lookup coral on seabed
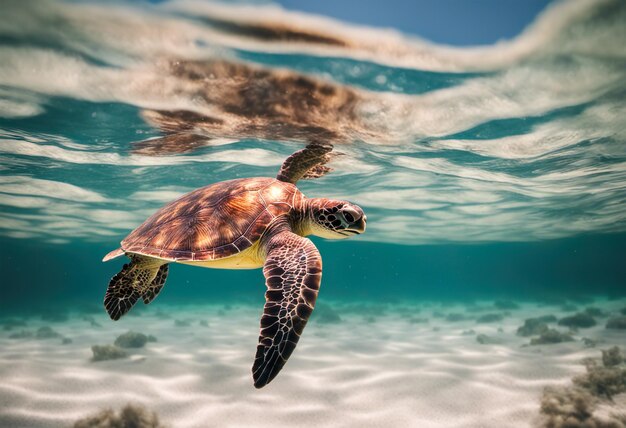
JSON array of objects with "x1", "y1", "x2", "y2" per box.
[
  {"x1": 602, "y1": 347, "x2": 623, "y2": 367},
  {"x1": 540, "y1": 386, "x2": 597, "y2": 427},
  {"x1": 446, "y1": 313, "x2": 468, "y2": 322},
  {"x1": 464, "y1": 305, "x2": 492, "y2": 313},
  {"x1": 574, "y1": 361, "x2": 626, "y2": 399},
  {"x1": 519, "y1": 321, "x2": 549, "y2": 337},
  {"x1": 83, "y1": 316, "x2": 102, "y2": 328},
  {"x1": 8, "y1": 330, "x2": 33, "y2": 339},
  {"x1": 517, "y1": 315, "x2": 557, "y2": 337},
  {"x1": 529, "y1": 329, "x2": 574, "y2": 345},
  {"x1": 476, "y1": 334, "x2": 501, "y2": 345},
  {"x1": 476, "y1": 313, "x2": 504, "y2": 323},
  {"x1": 91, "y1": 345, "x2": 128, "y2": 362},
  {"x1": 114, "y1": 331, "x2": 149, "y2": 348},
  {"x1": 606, "y1": 316, "x2": 626, "y2": 330},
  {"x1": 584, "y1": 307, "x2": 606, "y2": 318},
  {"x1": 558, "y1": 313, "x2": 597, "y2": 329},
  {"x1": 174, "y1": 319, "x2": 191, "y2": 327},
  {"x1": 73, "y1": 403, "x2": 165, "y2": 428},
  {"x1": 539, "y1": 347, "x2": 626, "y2": 427},
  {"x1": 581, "y1": 338, "x2": 597, "y2": 348},
  {"x1": 36, "y1": 326, "x2": 61, "y2": 339}
]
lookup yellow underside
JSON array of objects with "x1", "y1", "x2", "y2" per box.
[{"x1": 179, "y1": 242, "x2": 264, "y2": 270}]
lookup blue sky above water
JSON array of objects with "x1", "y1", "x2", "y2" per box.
[{"x1": 275, "y1": 0, "x2": 554, "y2": 45}]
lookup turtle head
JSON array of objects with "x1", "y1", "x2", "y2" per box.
[{"x1": 306, "y1": 199, "x2": 367, "y2": 239}]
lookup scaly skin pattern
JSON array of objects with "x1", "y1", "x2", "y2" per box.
[
  {"x1": 252, "y1": 228, "x2": 322, "y2": 388},
  {"x1": 104, "y1": 255, "x2": 167, "y2": 320}
]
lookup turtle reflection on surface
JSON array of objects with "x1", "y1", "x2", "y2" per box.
[{"x1": 132, "y1": 60, "x2": 379, "y2": 156}]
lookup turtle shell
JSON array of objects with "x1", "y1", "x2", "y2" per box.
[{"x1": 121, "y1": 177, "x2": 302, "y2": 261}]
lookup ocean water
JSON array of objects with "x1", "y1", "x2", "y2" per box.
[{"x1": 1, "y1": 1, "x2": 626, "y2": 427}]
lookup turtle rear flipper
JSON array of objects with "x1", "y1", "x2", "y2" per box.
[
  {"x1": 104, "y1": 257, "x2": 169, "y2": 320},
  {"x1": 142, "y1": 264, "x2": 168, "y2": 305}
]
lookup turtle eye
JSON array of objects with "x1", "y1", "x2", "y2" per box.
[{"x1": 344, "y1": 212, "x2": 355, "y2": 223}]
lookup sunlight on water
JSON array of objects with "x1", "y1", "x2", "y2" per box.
[
  {"x1": 0, "y1": 0, "x2": 625, "y2": 245},
  {"x1": 0, "y1": 1, "x2": 625, "y2": 427}
]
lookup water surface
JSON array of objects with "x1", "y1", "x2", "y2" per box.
[{"x1": 0, "y1": 1, "x2": 625, "y2": 427}]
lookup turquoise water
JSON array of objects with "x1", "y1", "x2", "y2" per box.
[{"x1": 0, "y1": 1, "x2": 625, "y2": 426}]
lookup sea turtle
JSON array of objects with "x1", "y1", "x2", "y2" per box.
[{"x1": 102, "y1": 143, "x2": 366, "y2": 388}]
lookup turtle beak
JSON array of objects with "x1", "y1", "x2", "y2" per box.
[
  {"x1": 346, "y1": 214, "x2": 366, "y2": 235},
  {"x1": 357, "y1": 215, "x2": 367, "y2": 233}
]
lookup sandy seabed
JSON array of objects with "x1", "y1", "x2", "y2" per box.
[{"x1": 0, "y1": 299, "x2": 625, "y2": 428}]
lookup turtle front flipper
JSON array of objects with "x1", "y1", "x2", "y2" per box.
[
  {"x1": 276, "y1": 142, "x2": 334, "y2": 184},
  {"x1": 104, "y1": 256, "x2": 169, "y2": 320},
  {"x1": 252, "y1": 231, "x2": 322, "y2": 388}
]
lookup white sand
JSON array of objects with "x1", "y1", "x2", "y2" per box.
[{"x1": 0, "y1": 300, "x2": 625, "y2": 428}]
